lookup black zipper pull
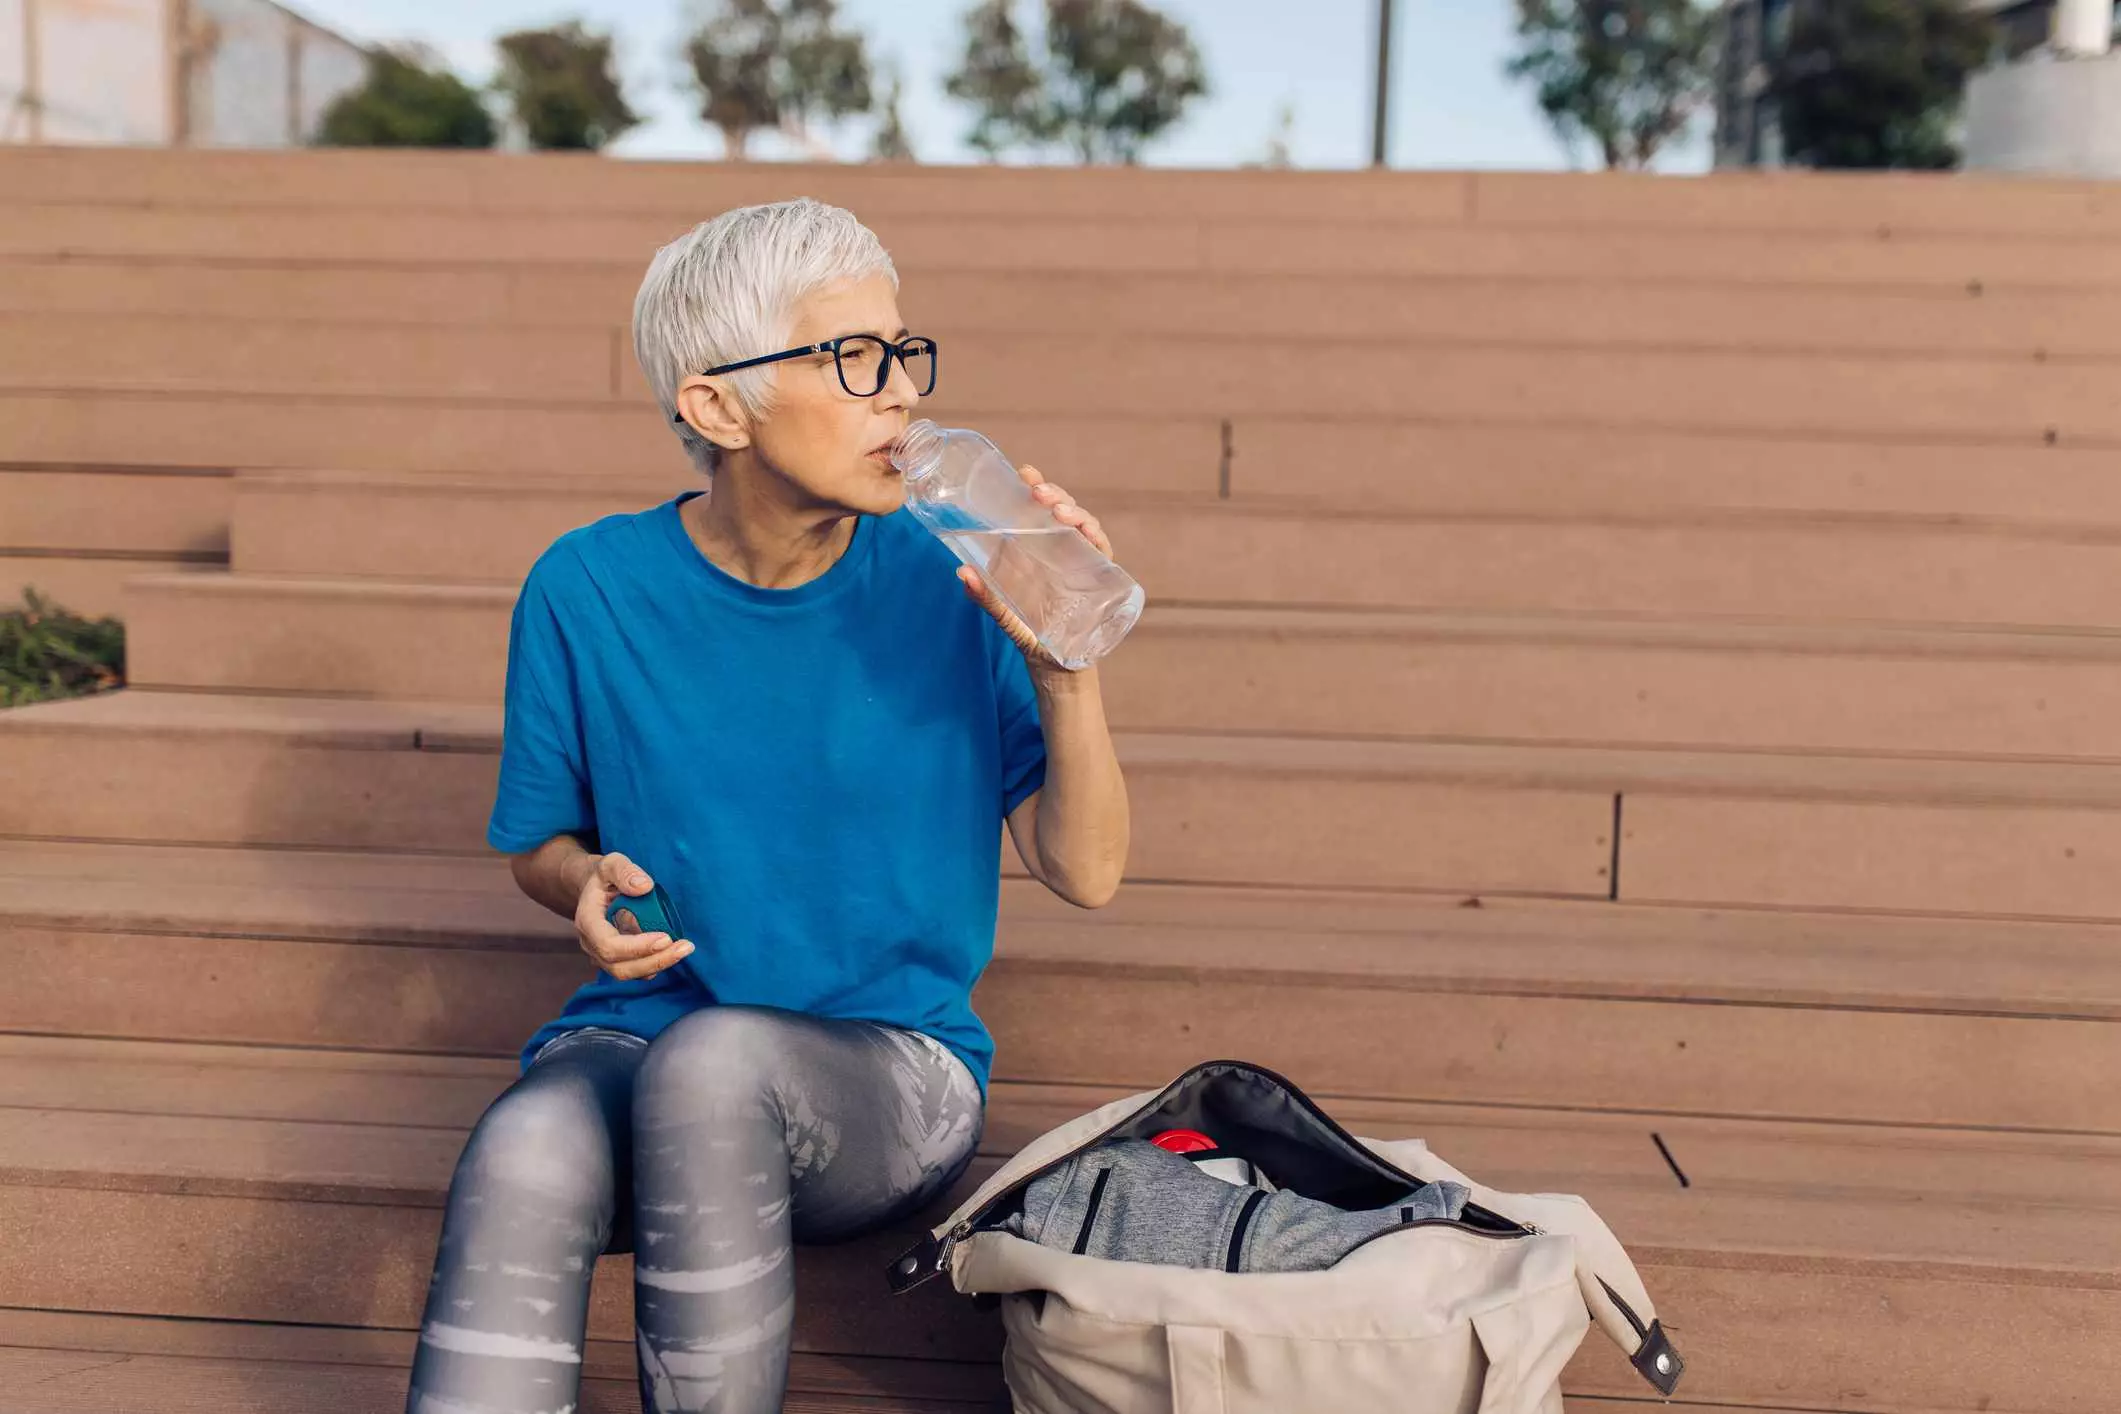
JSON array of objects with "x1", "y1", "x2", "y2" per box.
[{"x1": 886, "y1": 1222, "x2": 969, "y2": 1294}]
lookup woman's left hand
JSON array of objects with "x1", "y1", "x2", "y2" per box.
[{"x1": 956, "y1": 464, "x2": 1113, "y2": 668}]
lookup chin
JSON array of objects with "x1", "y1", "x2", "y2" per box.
[{"x1": 855, "y1": 472, "x2": 909, "y2": 517}]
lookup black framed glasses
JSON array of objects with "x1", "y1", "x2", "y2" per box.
[{"x1": 702, "y1": 333, "x2": 938, "y2": 398}]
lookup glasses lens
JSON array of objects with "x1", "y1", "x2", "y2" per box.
[
  {"x1": 832, "y1": 335, "x2": 888, "y2": 396},
  {"x1": 900, "y1": 338, "x2": 937, "y2": 395}
]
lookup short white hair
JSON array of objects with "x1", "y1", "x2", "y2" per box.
[{"x1": 632, "y1": 198, "x2": 898, "y2": 477}]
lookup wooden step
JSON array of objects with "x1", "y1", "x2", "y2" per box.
[
  {"x1": 12, "y1": 259, "x2": 2121, "y2": 357},
  {"x1": 10, "y1": 391, "x2": 2117, "y2": 532},
  {"x1": 0, "y1": 390, "x2": 1220, "y2": 492},
  {"x1": 118, "y1": 571, "x2": 2121, "y2": 763},
  {"x1": 0, "y1": 689, "x2": 1617, "y2": 897},
  {"x1": 230, "y1": 431, "x2": 2121, "y2": 552},
  {"x1": 7, "y1": 145, "x2": 2120, "y2": 241},
  {"x1": 192, "y1": 486, "x2": 2121, "y2": 630},
  {"x1": 16, "y1": 689, "x2": 2121, "y2": 919},
  {"x1": 0, "y1": 312, "x2": 620, "y2": 404},
  {"x1": 0, "y1": 1309, "x2": 1005, "y2": 1414},
  {"x1": 1233, "y1": 420, "x2": 2121, "y2": 524},
  {"x1": 0, "y1": 465, "x2": 231, "y2": 557},
  {"x1": 2, "y1": 840, "x2": 2116, "y2": 1133},
  {"x1": 1, "y1": 1035, "x2": 2113, "y2": 1412},
  {"x1": 0, "y1": 146, "x2": 1478, "y2": 224},
  {"x1": 1, "y1": 552, "x2": 220, "y2": 617},
  {"x1": 12, "y1": 202, "x2": 2121, "y2": 292},
  {"x1": 9, "y1": 312, "x2": 2114, "y2": 441}
]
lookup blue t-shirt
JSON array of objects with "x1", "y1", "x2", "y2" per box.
[{"x1": 488, "y1": 491, "x2": 1048, "y2": 1095}]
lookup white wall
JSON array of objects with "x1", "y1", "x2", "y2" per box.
[
  {"x1": 0, "y1": 0, "x2": 169, "y2": 144},
  {"x1": 0, "y1": 0, "x2": 365, "y2": 147},
  {"x1": 1965, "y1": 49, "x2": 2121, "y2": 177},
  {"x1": 186, "y1": 0, "x2": 365, "y2": 147}
]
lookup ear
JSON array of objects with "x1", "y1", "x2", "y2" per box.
[{"x1": 676, "y1": 376, "x2": 752, "y2": 452}]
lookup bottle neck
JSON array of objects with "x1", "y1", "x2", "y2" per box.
[{"x1": 890, "y1": 419, "x2": 946, "y2": 484}]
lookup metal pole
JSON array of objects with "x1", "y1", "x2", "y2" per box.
[
  {"x1": 1371, "y1": 0, "x2": 1395, "y2": 167},
  {"x1": 23, "y1": 0, "x2": 42, "y2": 143}
]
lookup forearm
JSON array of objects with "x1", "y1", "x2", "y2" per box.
[
  {"x1": 1028, "y1": 665, "x2": 1130, "y2": 907},
  {"x1": 511, "y1": 831, "x2": 601, "y2": 920}
]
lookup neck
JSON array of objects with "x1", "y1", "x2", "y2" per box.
[{"x1": 684, "y1": 456, "x2": 855, "y2": 590}]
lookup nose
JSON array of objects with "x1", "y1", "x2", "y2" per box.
[{"x1": 877, "y1": 347, "x2": 921, "y2": 413}]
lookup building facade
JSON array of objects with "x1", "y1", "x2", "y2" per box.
[
  {"x1": 1713, "y1": 0, "x2": 2116, "y2": 174},
  {"x1": 1, "y1": 0, "x2": 367, "y2": 147}
]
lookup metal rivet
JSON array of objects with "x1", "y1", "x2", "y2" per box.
[
  {"x1": 1654, "y1": 1352, "x2": 1674, "y2": 1375},
  {"x1": 893, "y1": 1257, "x2": 918, "y2": 1278}
]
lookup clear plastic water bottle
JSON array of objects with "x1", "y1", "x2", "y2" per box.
[{"x1": 891, "y1": 419, "x2": 1145, "y2": 670}]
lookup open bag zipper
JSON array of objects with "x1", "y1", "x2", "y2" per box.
[{"x1": 887, "y1": 1059, "x2": 1538, "y2": 1295}]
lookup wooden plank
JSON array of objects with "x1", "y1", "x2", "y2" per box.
[
  {"x1": 0, "y1": 467, "x2": 232, "y2": 556},
  {"x1": 0, "y1": 1184, "x2": 1002, "y2": 1364},
  {"x1": 1, "y1": 553, "x2": 219, "y2": 617},
  {"x1": 0, "y1": 694, "x2": 1615, "y2": 893},
  {"x1": 0, "y1": 692, "x2": 498, "y2": 854},
  {"x1": 0, "y1": 1308, "x2": 1005, "y2": 1409},
  {"x1": 1203, "y1": 222, "x2": 2121, "y2": 291},
  {"x1": 1469, "y1": 167, "x2": 2121, "y2": 239},
  {"x1": 0, "y1": 313, "x2": 616, "y2": 402},
  {"x1": 979, "y1": 968, "x2": 2120, "y2": 1132},
  {"x1": 17, "y1": 259, "x2": 2121, "y2": 359},
  {"x1": 1623, "y1": 794, "x2": 2121, "y2": 921},
  {"x1": 13, "y1": 202, "x2": 2121, "y2": 291},
  {"x1": 0, "y1": 1306, "x2": 1002, "y2": 1398},
  {"x1": 3, "y1": 1049, "x2": 2117, "y2": 1410},
  {"x1": 12, "y1": 877, "x2": 2121, "y2": 1066},
  {"x1": 1227, "y1": 420, "x2": 2121, "y2": 526},
  {"x1": 0, "y1": 391, "x2": 1218, "y2": 494},
  {"x1": 123, "y1": 575, "x2": 2121, "y2": 761},
  {"x1": 10, "y1": 842, "x2": 2121, "y2": 1027},
  {"x1": 0, "y1": 146, "x2": 1477, "y2": 224},
  {"x1": 1109, "y1": 504, "x2": 2121, "y2": 629},
  {"x1": 12, "y1": 314, "x2": 2112, "y2": 440}
]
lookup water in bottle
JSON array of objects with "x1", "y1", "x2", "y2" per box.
[{"x1": 891, "y1": 419, "x2": 1145, "y2": 670}]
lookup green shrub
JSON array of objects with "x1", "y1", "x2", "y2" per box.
[{"x1": 2, "y1": 588, "x2": 125, "y2": 708}]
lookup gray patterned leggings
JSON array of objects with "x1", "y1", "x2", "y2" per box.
[{"x1": 403, "y1": 1004, "x2": 985, "y2": 1414}]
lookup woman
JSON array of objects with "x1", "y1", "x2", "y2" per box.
[{"x1": 404, "y1": 198, "x2": 1130, "y2": 1414}]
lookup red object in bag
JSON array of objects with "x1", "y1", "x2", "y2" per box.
[{"x1": 1151, "y1": 1128, "x2": 1219, "y2": 1155}]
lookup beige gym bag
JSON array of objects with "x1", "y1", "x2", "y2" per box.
[{"x1": 889, "y1": 1061, "x2": 1683, "y2": 1414}]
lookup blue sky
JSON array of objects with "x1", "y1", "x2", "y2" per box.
[{"x1": 289, "y1": 0, "x2": 1711, "y2": 172}]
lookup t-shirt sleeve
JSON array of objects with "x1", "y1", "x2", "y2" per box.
[
  {"x1": 486, "y1": 563, "x2": 599, "y2": 855},
  {"x1": 992, "y1": 622, "x2": 1049, "y2": 817}
]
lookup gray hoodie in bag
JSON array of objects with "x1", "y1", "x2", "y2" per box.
[{"x1": 1006, "y1": 1138, "x2": 1472, "y2": 1274}]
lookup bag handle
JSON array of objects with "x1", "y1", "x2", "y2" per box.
[
  {"x1": 1165, "y1": 1324, "x2": 1228, "y2": 1414},
  {"x1": 1368, "y1": 1139, "x2": 1684, "y2": 1398}
]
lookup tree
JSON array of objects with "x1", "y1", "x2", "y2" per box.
[
  {"x1": 871, "y1": 73, "x2": 917, "y2": 162},
  {"x1": 316, "y1": 46, "x2": 496, "y2": 148},
  {"x1": 946, "y1": 0, "x2": 1047, "y2": 159},
  {"x1": 683, "y1": 0, "x2": 875, "y2": 160},
  {"x1": 1504, "y1": 0, "x2": 1717, "y2": 169},
  {"x1": 1769, "y1": 0, "x2": 1995, "y2": 170},
  {"x1": 493, "y1": 21, "x2": 640, "y2": 151},
  {"x1": 945, "y1": 0, "x2": 1208, "y2": 164}
]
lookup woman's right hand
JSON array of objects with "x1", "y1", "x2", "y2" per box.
[{"x1": 573, "y1": 851, "x2": 695, "y2": 980}]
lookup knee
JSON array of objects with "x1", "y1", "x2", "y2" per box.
[
  {"x1": 636, "y1": 1006, "x2": 788, "y2": 1119},
  {"x1": 458, "y1": 1082, "x2": 616, "y2": 1217}
]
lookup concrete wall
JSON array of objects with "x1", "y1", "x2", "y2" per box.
[
  {"x1": 1965, "y1": 49, "x2": 2121, "y2": 177},
  {"x1": 186, "y1": 0, "x2": 366, "y2": 148},
  {"x1": 0, "y1": 0, "x2": 168, "y2": 144},
  {"x1": 0, "y1": 0, "x2": 365, "y2": 147}
]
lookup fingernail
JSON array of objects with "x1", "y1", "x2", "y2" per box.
[
  {"x1": 676, "y1": 941, "x2": 695, "y2": 956},
  {"x1": 632, "y1": 874, "x2": 648, "y2": 887}
]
